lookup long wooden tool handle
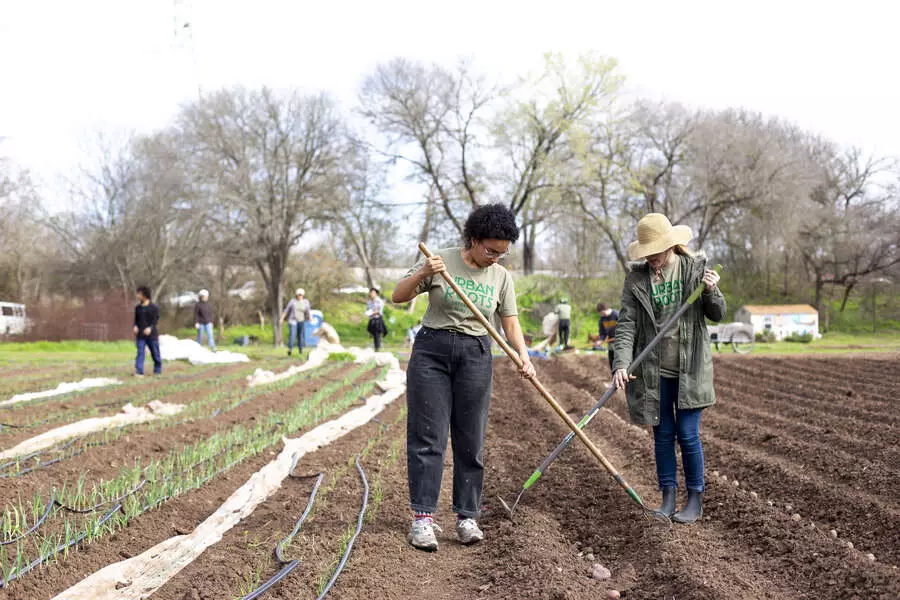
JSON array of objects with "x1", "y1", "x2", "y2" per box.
[{"x1": 417, "y1": 243, "x2": 643, "y2": 505}]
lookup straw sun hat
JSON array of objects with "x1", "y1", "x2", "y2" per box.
[{"x1": 628, "y1": 213, "x2": 693, "y2": 261}]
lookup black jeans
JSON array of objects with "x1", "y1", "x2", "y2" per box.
[
  {"x1": 558, "y1": 319, "x2": 571, "y2": 347},
  {"x1": 406, "y1": 327, "x2": 492, "y2": 518}
]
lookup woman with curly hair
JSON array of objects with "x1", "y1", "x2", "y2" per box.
[{"x1": 392, "y1": 203, "x2": 536, "y2": 552}]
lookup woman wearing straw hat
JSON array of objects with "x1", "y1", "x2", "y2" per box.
[{"x1": 612, "y1": 213, "x2": 725, "y2": 524}]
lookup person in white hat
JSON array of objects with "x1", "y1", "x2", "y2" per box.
[
  {"x1": 612, "y1": 213, "x2": 725, "y2": 525},
  {"x1": 194, "y1": 289, "x2": 216, "y2": 350},
  {"x1": 280, "y1": 287, "x2": 311, "y2": 357}
]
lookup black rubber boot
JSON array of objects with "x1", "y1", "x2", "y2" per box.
[
  {"x1": 655, "y1": 486, "x2": 676, "y2": 518},
  {"x1": 673, "y1": 490, "x2": 703, "y2": 524}
]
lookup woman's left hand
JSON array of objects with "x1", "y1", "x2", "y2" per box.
[
  {"x1": 702, "y1": 269, "x2": 720, "y2": 291},
  {"x1": 518, "y1": 355, "x2": 536, "y2": 380}
]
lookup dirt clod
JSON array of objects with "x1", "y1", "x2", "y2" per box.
[
  {"x1": 791, "y1": 513, "x2": 801, "y2": 522},
  {"x1": 606, "y1": 591, "x2": 621, "y2": 599},
  {"x1": 829, "y1": 529, "x2": 838, "y2": 538},
  {"x1": 590, "y1": 564, "x2": 612, "y2": 581}
]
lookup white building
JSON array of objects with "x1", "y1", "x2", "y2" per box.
[
  {"x1": 0, "y1": 302, "x2": 27, "y2": 336},
  {"x1": 735, "y1": 304, "x2": 820, "y2": 340}
]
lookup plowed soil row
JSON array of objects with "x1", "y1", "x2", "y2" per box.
[
  {"x1": 0, "y1": 362, "x2": 373, "y2": 600},
  {"x1": 0, "y1": 362, "x2": 256, "y2": 446},
  {"x1": 0, "y1": 363, "x2": 135, "y2": 397},
  {"x1": 4, "y1": 353, "x2": 897, "y2": 599},
  {"x1": 327, "y1": 356, "x2": 899, "y2": 600},
  {"x1": 0, "y1": 363, "x2": 358, "y2": 508},
  {"x1": 153, "y1": 389, "x2": 408, "y2": 599},
  {"x1": 546, "y1": 354, "x2": 900, "y2": 566},
  {"x1": 717, "y1": 357, "x2": 896, "y2": 406}
]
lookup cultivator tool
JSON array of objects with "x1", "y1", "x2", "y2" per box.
[
  {"x1": 500, "y1": 264, "x2": 723, "y2": 520},
  {"x1": 418, "y1": 243, "x2": 683, "y2": 523}
]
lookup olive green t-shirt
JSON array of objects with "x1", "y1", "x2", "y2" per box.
[
  {"x1": 651, "y1": 257, "x2": 684, "y2": 377},
  {"x1": 406, "y1": 248, "x2": 518, "y2": 337},
  {"x1": 555, "y1": 303, "x2": 572, "y2": 320}
]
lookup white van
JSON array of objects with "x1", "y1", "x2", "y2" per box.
[{"x1": 0, "y1": 302, "x2": 26, "y2": 336}]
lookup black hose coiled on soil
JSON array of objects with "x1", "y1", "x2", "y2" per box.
[
  {"x1": 316, "y1": 456, "x2": 369, "y2": 600},
  {"x1": 0, "y1": 503, "x2": 121, "y2": 588},
  {"x1": 238, "y1": 472, "x2": 324, "y2": 600}
]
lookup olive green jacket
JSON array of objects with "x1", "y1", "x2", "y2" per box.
[{"x1": 612, "y1": 253, "x2": 726, "y2": 426}]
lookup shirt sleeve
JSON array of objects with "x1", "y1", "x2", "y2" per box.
[
  {"x1": 497, "y1": 270, "x2": 518, "y2": 318},
  {"x1": 404, "y1": 256, "x2": 432, "y2": 296}
]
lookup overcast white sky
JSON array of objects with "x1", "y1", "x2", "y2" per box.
[{"x1": 1, "y1": 0, "x2": 898, "y2": 209}]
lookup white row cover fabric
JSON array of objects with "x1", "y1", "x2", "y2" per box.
[
  {"x1": 158, "y1": 335, "x2": 249, "y2": 365},
  {"x1": 0, "y1": 401, "x2": 185, "y2": 460},
  {"x1": 1, "y1": 377, "x2": 121, "y2": 407},
  {"x1": 51, "y1": 354, "x2": 405, "y2": 600}
]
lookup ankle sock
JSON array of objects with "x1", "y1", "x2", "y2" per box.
[{"x1": 414, "y1": 512, "x2": 433, "y2": 521}]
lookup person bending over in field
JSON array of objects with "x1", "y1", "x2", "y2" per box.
[
  {"x1": 612, "y1": 213, "x2": 725, "y2": 524},
  {"x1": 392, "y1": 203, "x2": 536, "y2": 552},
  {"x1": 133, "y1": 286, "x2": 162, "y2": 377},
  {"x1": 597, "y1": 302, "x2": 619, "y2": 372}
]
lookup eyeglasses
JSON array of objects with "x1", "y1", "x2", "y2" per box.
[{"x1": 481, "y1": 243, "x2": 510, "y2": 259}]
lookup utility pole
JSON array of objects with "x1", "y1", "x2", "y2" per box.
[{"x1": 173, "y1": 0, "x2": 201, "y2": 99}]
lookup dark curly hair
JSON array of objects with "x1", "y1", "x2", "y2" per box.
[{"x1": 462, "y1": 203, "x2": 520, "y2": 249}]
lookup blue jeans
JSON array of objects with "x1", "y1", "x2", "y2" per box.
[
  {"x1": 287, "y1": 322, "x2": 305, "y2": 353},
  {"x1": 653, "y1": 376, "x2": 705, "y2": 492},
  {"x1": 196, "y1": 322, "x2": 216, "y2": 349},
  {"x1": 406, "y1": 327, "x2": 493, "y2": 518},
  {"x1": 136, "y1": 338, "x2": 162, "y2": 375}
]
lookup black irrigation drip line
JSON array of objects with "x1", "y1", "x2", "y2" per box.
[
  {"x1": 316, "y1": 456, "x2": 369, "y2": 600},
  {"x1": 0, "y1": 437, "x2": 82, "y2": 472},
  {"x1": 0, "y1": 480, "x2": 147, "y2": 546},
  {"x1": 238, "y1": 472, "x2": 324, "y2": 600},
  {"x1": 0, "y1": 450, "x2": 86, "y2": 479},
  {"x1": 0, "y1": 503, "x2": 121, "y2": 589}
]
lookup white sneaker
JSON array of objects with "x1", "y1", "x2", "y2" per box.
[
  {"x1": 408, "y1": 518, "x2": 441, "y2": 551},
  {"x1": 455, "y1": 518, "x2": 484, "y2": 545}
]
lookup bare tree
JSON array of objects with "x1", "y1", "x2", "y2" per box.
[
  {"x1": 797, "y1": 145, "x2": 900, "y2": 312},
  {"x1": 327, "y1": 146, "x2": 395, "y2": 289},
  {"x1": 179, "y1": 87, "x2": 343, "y2": 345},
  {"x1": 360, "y1": 58, "x2": 491, "y2": 235},
  {"x1": 48, "y1": 132, "x2": 208, "y2": 303},
  {"x1": 0, "y1": 159, "x2": 47, "y2": 302}
]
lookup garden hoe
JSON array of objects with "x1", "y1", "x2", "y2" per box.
[
  {"x1": 501, "y1": 264, "x2": 723, "y2": 520},
  {"x1": 418, "y1": 243, "x2": 667, "y2": 524}
]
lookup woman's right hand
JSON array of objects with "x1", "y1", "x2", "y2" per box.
[
  {"x1": 613, "y1": 368, "x2": 635, "y2": 390},
  {"x1": 419, "y1": 256, "x2": 446, "y2": 277}
]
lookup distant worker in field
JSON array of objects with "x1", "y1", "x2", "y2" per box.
[
  {"x1": 366, "y1": 287, "x2": 388, "y2": 351},
  {"x1": 597, "y1": 302, "x2": 619, "y2": 371},
  {"x1": 280, "y1": 288, "x2": 311, "y2": 357},
  {"x1": 612, "y1": 213, "x2": 724, "y2": 525},
  {"x1": 133, "y1": 286, "x2": 162, "y2": 377},
  {"x1": 554, "y1": 297, "x2": 572, "y2": 348},
  {"x1": 392, "y1": 203, "x2": 536, "y2": 552},
  {"x1": 194, "y1": 289, "x2": 216, "y2": 350}
]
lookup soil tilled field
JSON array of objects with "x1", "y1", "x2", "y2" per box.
[{"x1": 0, "y1": 353, "x2": 898, "y2": 599}]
